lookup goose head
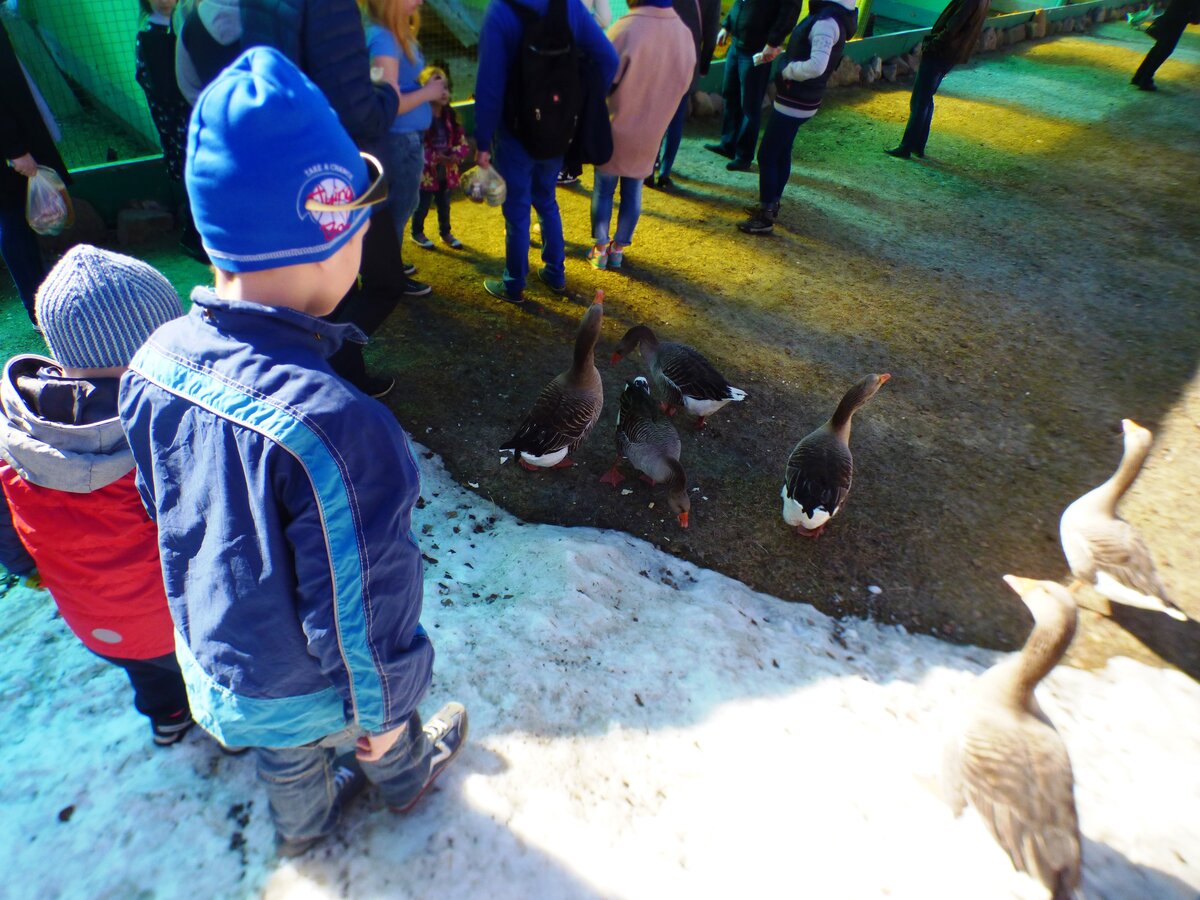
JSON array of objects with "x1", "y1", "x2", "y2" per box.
[{"x1": 611, "y1": 325, "x2": 657, "y2": 365}]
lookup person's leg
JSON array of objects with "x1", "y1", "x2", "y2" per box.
[
  {"x1": 412, "y1": 190, "x2": 434, "y2": 237},
  {"x1": 612, "y1": 176, "x2": 643, "y2": 247},
  {"x1": 0, "y1": 501, "x2": 34, "y2": 577},
  {"x1": 255, "y1": 743, "x2": 342, "y2": 845},
  {"x1": 385, "y1": 131, "x2": 426, "y2": 265},
  {"x1": 435, "y1": 187, "x2": 453, "y2": 238},
  {"x1": 898, "y1": 57, "x2": 946, "y2": 155},
  {"x1": 659, "y1": 94, "x2": 689, "y2": 180},
  {"x1": 913, "y1": 62, "x2": 949, "y2": 155},
  {"x1": 101, "y1": 652, "x2": 192, "y2": 741},
  {"x1": 495, "y1": 133, "x2": 536, "y2": 298},
  {"x1": 530, "y1": 155, "x2": 566, "y2": 286},
  {"x1": 757, "y1": 111, "x2": 803, "y2": 205},
  {"x1": 714, "y1": 47, "x2": 746, "y2": 154},
  {"x1": 0, "y1": 196, "x2": 46, "y2": 323},
  {"x1": 591, "y1": 170, "x2": 618, "y2": 247},
  {"x1": 733, "y1": 53, "x2": 773, "y2": 165},
  {"x1": 1134, "y1": 25, "x2": 1185, "y2": 84},
  {"x1": 361, "y1": 710, "x2": 431, "y2": 809}
]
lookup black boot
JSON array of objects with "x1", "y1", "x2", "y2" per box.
[{"x1": 738, "y1": 202, "x2": 780, "y2": 235}]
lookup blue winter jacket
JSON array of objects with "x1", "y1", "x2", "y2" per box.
[
  {"x1": 473, "y1": 0, "x2": 619, "y2": 153},
  {"x1": 240, "y1": 0, "x2": 398, "y2": 155},
  {"x1": 119, "y1": 290, "x2": 432, "y2": 749}
]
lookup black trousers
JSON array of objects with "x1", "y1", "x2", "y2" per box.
[
  {"x1": 96, "y1": 651, "x2": 190, "y2": 726},
  {"x1": 1133, "y1": 20, "x2": 1188, "y2": 83},
  {"x1": 412, "y1": 187, "x2": 452, "y2": 237}
]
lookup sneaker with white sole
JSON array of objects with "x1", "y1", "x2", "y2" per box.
[
  {"x1": 587, "y1": 244, "x2": 608, "y2": 270},
  {"x1": 412, "y1": 232, "x2": 434, "y2": 249},
  {"x1": 152, "y1": 711, "x2": 195, "y2": 747},
  {"x1": 606, "y1": 242, "x2": 625, "y2": 269},
  {"x1": 391, "y1": 702, "x2": 468, "y2": 813}
]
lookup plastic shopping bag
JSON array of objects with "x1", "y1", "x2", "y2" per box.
[
  {"x1": 26, "y1": 166, "x2": 73, "y2": 236},
  {"x1": 462, "y1": 165, "x2": 506, "y2": 207}
]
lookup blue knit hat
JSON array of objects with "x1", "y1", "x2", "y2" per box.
[
  {"x1": 185, "y1": 47, "x2": 378, "y2": 273},
  {"x1": 35, "y1": 245, "x2": 184, "y2": 369}
]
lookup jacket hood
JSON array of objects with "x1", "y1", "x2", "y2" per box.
[{"x1": 0, "y1": 355, "x2": 134, "y2": 493}]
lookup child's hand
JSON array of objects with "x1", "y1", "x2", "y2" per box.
[
  {"x1": 425, "y1": 76, "x2": 450, "y2": 105},
  {"x1": 355, "y1": 723, "x2": 406, "y2": 762}
]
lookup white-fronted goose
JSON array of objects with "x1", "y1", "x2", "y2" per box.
[
  {"x1": 599, "y1": 376, "x2": 689, "y2": 528},
  {"x1": 501, "y1": 293, "x2": 605, "y2": 470},
  {"x1": 944, "y1": 575, "x2": 1081, "y2": 899},
  {"x1": 780, "y1": 373, "x2": 889, "y2": 537},
  {"x1": 1060, "y1": 419, "x2": 1186, "y2": 621},
  {"x1": 610, "y1": 325, "x2": 745, "y2": 429}
]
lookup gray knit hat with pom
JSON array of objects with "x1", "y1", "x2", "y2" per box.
[{"x1": 34, "y1": 245, "x2": 184, "y2": 369}]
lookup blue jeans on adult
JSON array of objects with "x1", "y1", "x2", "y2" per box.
[
  {"x1": 385, "y1": 130, "x2": 425, "y2": 259},
  {"x1": 495, "y1": 130, "x2": 566, "y2": 298},
  {"x1": 0, "y1": 196, "x2": 46, "y2": 323},
  {"x1": 591, "y1": 171, "x2": 643, "y2": 246},
  {"x1": 657, "y1": 93, "x2": 690, "y2": 179},
  {"x1": 899, "y1": 55, "x2": 953, "y2": 155},
  {"x1": 255, "y1": 711, "x2": 431, "y2": 844},
  {"x1": 756, "y1": 110, "x2": 809, "y2": 205},
  {"x1": 719, "y1": 44, "x2": 773, "y2": 165}
]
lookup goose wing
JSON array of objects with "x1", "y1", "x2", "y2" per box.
[
  {"x1": 503, "y1": 372, "x2": 603, "y2": 457},
  {"x1": 625, "y1": 419, "x2": 681, "y2": 483},
  {"x1": 1071, "y1": 515, "x2": 1167, "y2": 598},
  {"x1": 948, "y1": 714, "x2": 1081, "y2": 895},
  {"x1": 656, "y1": 343, "x2": 735, "y2": 403},
  {"x1": 784, "y1": 433, "x2": 852, "y2": 519}
]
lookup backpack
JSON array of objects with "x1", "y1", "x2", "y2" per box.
[{"x1": 503, "y1": 0, "x2": 583, "y2": 160}]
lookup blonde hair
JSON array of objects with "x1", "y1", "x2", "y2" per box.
[
  {"x1": 359, "y1": 0, "x2": 421, "y2": 65},
  {"x1": 419, "y1": 65, "x2": 447, "y2": 87}
]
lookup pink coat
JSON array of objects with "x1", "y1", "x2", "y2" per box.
[{"x1": 600, "y1": 7, "x2": 696, "y2": 179}]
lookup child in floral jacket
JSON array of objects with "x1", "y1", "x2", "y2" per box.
[{"x1": 411, "y1": 66, "x2": 469, "y2": 250}]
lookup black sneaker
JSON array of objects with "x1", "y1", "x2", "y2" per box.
[
  {"x1": 884, "y1": 145, "x2": 912, "y2": 159},
  {"x1": 703, "y1": 142, "x2": 734, "y2": 159},
  {"x1": 401, "y1": 277, "x2": 431, "y2": 297},
  {"x1": 726, "y1": 158, "x2": 752, "y2": 172},
  {"x1": 657, "y1": 174, "x2": 675, "y2": 189},
  {"x1": 391, "y1": 702, "x2": 468, "y2": 814},
  {"x1": 556, "y1": 171, "x2": 579, "y2": 186},
  {"x1": 152, "y1": 712, "x2": 196, "y2": 747},
  {"x1": 484, "y1": 277, "x2": 524, "y2": 305},
  {"x1": 411, "y1": 232, "x2": 434, "y2": 249},
  {"x1": 402, "y1": 261, "x2": 417, "y2": 276},
  {"x1": 276, "y1": 754, "x2": 367, "y2": 858}
]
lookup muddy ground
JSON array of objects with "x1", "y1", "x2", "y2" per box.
[{"x1": 4, "y1": 21, "x2": 1196, "y2": 675}]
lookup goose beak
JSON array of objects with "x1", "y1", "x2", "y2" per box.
[
  {"x1": 594, "y1": 289, "x2": 605, "y2": 305},
  {"x1": 1002, "y1": 574, "x2": 1038, "y2": 596},
  {"x1": 610, "y1": 353, "x2": 622, "y2": 364},
  {"x1": 678, "y1": 511, "x2": 689, "y2": 529},
  {"x1": 878, "y1": 373, "x2": 892, "y2": 385}
]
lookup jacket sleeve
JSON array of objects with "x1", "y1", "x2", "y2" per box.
[
  {"x1": 767, "y1": 0, "x2": 804, "y2": 48},
  {"x1": 450, "y1": 118, "x2": 470, "y2": 161},
  {"x1": 780, "y1": 18, "x2": 837, "y2": 79},
  {"x1": 278, "y1": 409, "x2": 433, "y2": 735},
  {"x1": 574, "y1": 0, "x2": 619, "y2": 88},
  {"x1": 298, "y1": 0, "x2": 398, "y2": 147},
  {"x1": 699, "y1": 0, "x2": 722, "y2": 74},
  {"x1": 472, "y1": 0, "x2": 521, "y2": 153}
]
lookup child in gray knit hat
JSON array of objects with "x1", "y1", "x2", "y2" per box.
[{"x1": 0, "y1": 244, "x2": 196, "y2": 748}]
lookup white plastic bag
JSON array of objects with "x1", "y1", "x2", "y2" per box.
[
  {"x1": 462, "y1": 165, "x2": 507, "y2": 207},
  {"x1": 26, "y1": 166, "x2": 72, "y2": 236}
]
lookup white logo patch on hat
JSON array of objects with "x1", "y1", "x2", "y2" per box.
[{"x1": 298, "y1": 164, "x2": 358, "y2": 241}]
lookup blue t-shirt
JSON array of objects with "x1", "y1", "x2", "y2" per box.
[{"x1": 365, "y1": 23, "x2": 430, "y2": 134}]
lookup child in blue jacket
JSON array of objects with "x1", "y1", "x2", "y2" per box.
[{"x1": 119, "y1": 47, "x2": 467, "y2": 858}]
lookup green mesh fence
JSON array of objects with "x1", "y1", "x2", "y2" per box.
[{"x1": 3, "y1": 0, "x2": 641, "y2": 175}]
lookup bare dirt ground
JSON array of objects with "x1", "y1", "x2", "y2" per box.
[
  {"x1": 5, "y1": 21, "x2": 1194, "y2": 676},
  {"x1": 361, "y1": 21, "x2": 1200, "y2": 676}
]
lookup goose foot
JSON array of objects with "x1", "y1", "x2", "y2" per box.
[
  {"x1": 659, "y1": 402, "x2": 678, "y2": 417},
  {"x1": 795, "y1": 524, "x2": 826, "y2": 539},
  {"x1": 550, "y1": 457, "x2": 575, "y2": 469},
  {"x1": 599, "y1": 465, "x2": 625, "y2": 486}
]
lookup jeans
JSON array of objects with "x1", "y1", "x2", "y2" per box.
[
  {"x1": 591, "y1": 171, "x2": 643, "y2": 246},
  {"x1": 96, "y1": 652, "x2": 190, "y2": 726},
  {"x1": 899, "y1": 55, "x2": 953, "y2": 155},
  {"x1": 756, "y1": 110, "x2": 808, "y2": 205},
  {"x1": 413, "y1": 187, "x2": 452, "y2": 237},
  {"x1": 657, "y1": 93, "x2": 690, "y2": 179},
  {"x1": 385, "y1": 130, "x2": 425, "y2": 259},
  {"x1": 0, "y1": 196, "x2": 46, "y2": 323},
  {"x1": 255, "y1": 711, "x2": 430, "y2": 843},
  {"x1": 495, "y1": 130, "x2": 565, "y2": 297},
  {"x1": 718, "y1": 44, "x2": 773, "y2": 165}
]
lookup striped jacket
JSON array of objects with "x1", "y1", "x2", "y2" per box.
[{"x1": 119, "y1": 289, "x2": 432, "y2": 749}]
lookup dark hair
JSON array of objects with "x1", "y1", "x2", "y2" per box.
[{"x1": 138, "y1": 0, "x2": 153, "y2": 14}]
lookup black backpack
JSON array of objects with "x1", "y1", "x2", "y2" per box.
[{"x1": 503, "y1": 0, "x2": 583, "y2": 160}]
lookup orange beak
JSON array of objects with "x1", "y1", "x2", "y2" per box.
[
  {"x1": 595, "y1": 289, "x2": 605, "y2": 305},
  {"x1": 1002, "y1": 574, "x2": 1038, "y2": 596},
  {"x1": 879, "y1": 373, "x2": 892, "y2": 384},
  {"x1": 678, "y1": 511, "x2": 689, "y2": 529}
]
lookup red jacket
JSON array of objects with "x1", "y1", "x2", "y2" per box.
[{"x1": 0, "y1": 358, "x2": 174, "y2": 660}]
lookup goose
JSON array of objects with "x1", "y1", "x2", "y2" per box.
[
  {"x1": 500, "y1": 293, "x2": 604, "y2": 470},
  {"x1": 599, "y1": 376, "x2": 689, "y2": 528},
  {"x1": 944, "y1": 575, "x2": 1081, "y2": 899},
  {"x1": 610, "y1": 325, "x2": 746, "y2": 428},
  {"x1": 1059, "y1": 419, "x2": 1187, "y2": 621},
  {"x1": 780, "y1": 373, "x2": 889, "y2": 537}
]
